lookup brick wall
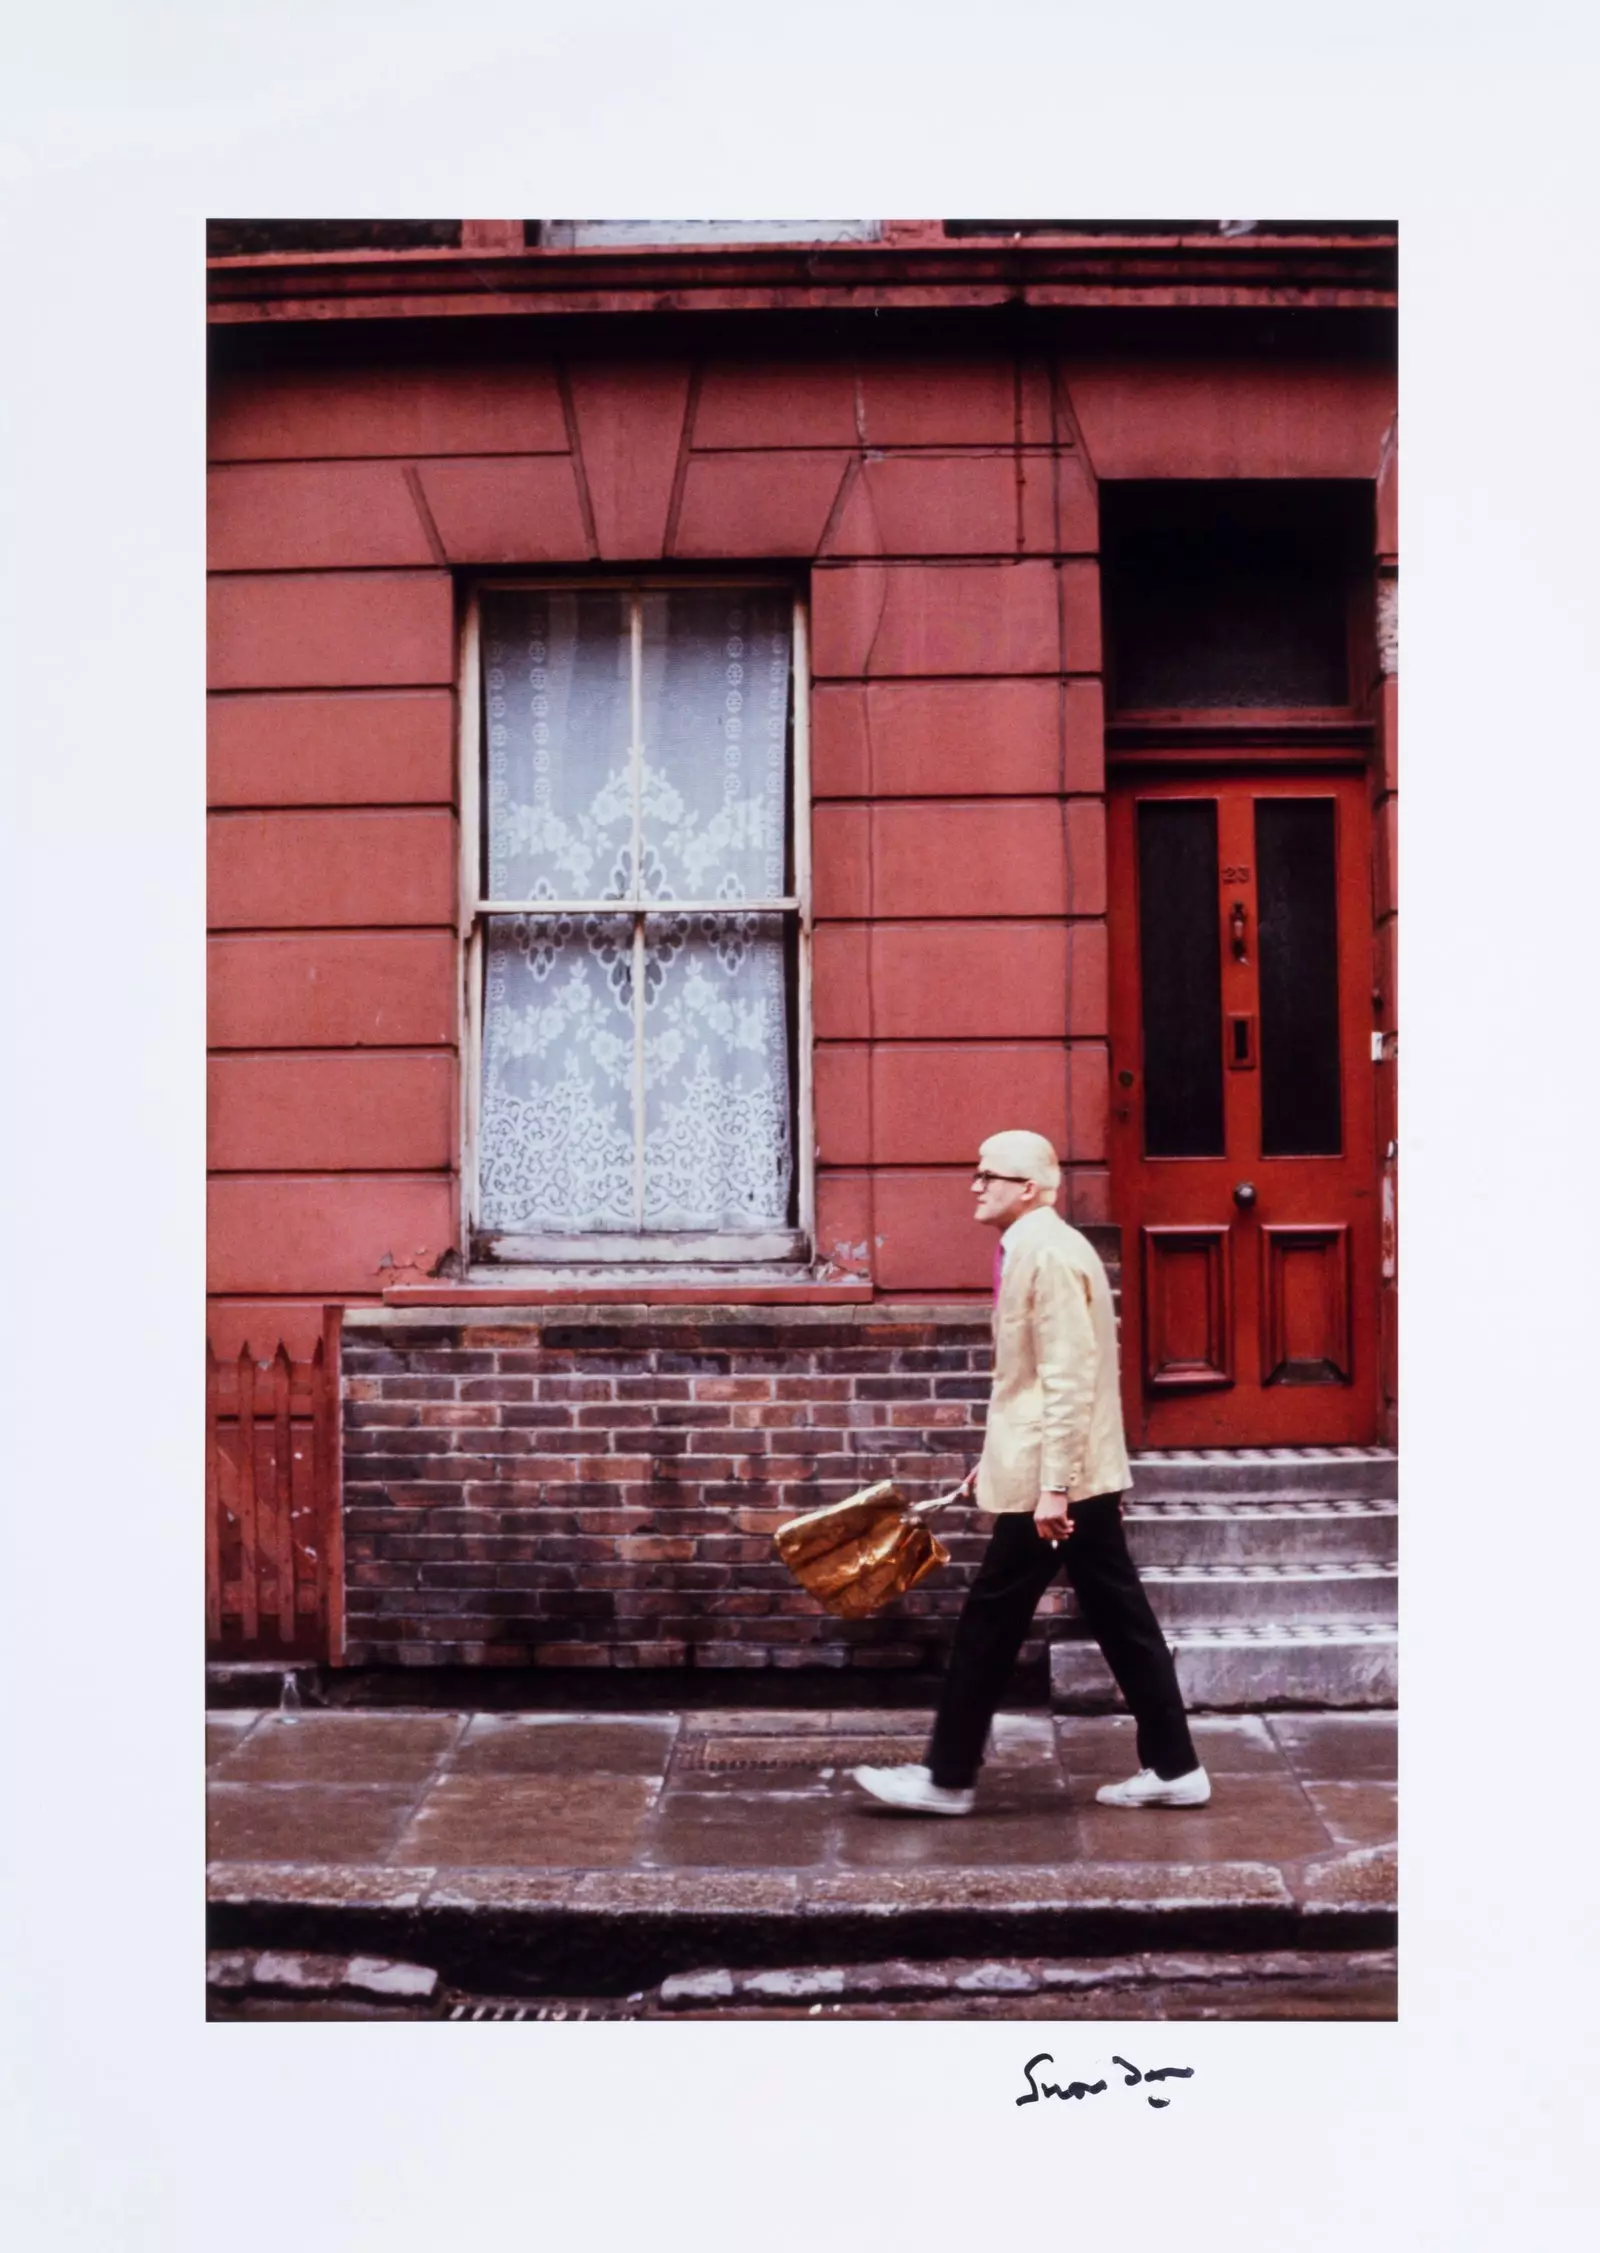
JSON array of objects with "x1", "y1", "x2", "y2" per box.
[{"x1": 339, "y1": 1306, "x2": 1080, "y2": 1673}]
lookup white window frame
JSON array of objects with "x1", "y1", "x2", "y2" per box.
[{"x1": 458, "y1": 575, "x2": 814, "y2": 1277}]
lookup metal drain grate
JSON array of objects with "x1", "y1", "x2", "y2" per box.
[
  {"x1": 448, "y1": 2001, "x2": 640, "y2": 2022},
  {"x1": 678, "y1": 1734, "x2": 925, "y2": 1772}
]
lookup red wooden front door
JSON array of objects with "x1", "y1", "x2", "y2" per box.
[{"x1": 1108, "y1": 771, "x2": 1379, "y2": 1448}]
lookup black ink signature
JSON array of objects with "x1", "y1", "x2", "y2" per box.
[{"x1": 1016, "y1": 2052, "x2": 1195, "y2": 2111}]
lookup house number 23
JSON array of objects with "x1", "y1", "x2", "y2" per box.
[{"x1": 1221, "y1": 866, "x2": 1251, "y2": 882}]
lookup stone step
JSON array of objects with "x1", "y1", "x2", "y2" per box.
[
  {"x1": 1128, "y1": 1448, "x2": 1398, "y2": 1503},
  {"x1": 1078, "y1": 1561, "x2": 1397, "y2": 1629},
  {"x1": 1125, "y1": 1499, "x2": 1397, "y2": 1568},
  {"x1": 1050, "y1": 1622, "x2": 1398, "y2": 1711}
]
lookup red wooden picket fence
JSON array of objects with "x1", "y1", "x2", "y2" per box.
[{"x1": 206, "y1": 1311, "x2": 344, "y2": 1662}]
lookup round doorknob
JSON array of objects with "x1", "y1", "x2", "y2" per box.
[{"x1": 1232, "y1": 1181, "x2": 1257, "y2": 1210}]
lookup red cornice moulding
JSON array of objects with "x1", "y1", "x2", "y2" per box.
[
  {"x1": 210, "y1": 287, "x2": 1393, "y2": 329},
  {"x1": 207, "y1": 237, "x2": 1397, "y2": 327}
]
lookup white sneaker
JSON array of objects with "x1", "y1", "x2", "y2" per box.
[
  {"x1": 1095, "y1": 1764, "x2": 1212, "y2": 1808},
  {"x1": 851, "y1": 1764, "x2": 976, "y2": 1816}
]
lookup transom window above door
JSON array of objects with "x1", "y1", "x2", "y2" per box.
[
  {"x1": 1101, "y1": 482, "x2": 1373, "y2": 717},
  {"x1": 463, "y1": 582, "x2": 811, "y2": 1267}
]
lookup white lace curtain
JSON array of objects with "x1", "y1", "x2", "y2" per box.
[{"x1": 477, "y1": 587, "x2": 795, "y2": 1236}]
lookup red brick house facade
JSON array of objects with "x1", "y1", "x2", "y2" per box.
[{"x1": 206, "y1": 221, "x2": 1398, "y2": 1682}]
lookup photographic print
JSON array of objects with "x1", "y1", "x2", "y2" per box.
[{"x1": 203, "y1": 215, "x2": 1399, "y2": 2025}]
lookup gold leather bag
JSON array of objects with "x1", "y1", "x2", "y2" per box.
[{"x1": 773, "y1": 1480, "x2": 964, "y2": 1621}]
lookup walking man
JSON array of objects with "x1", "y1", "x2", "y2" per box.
[{"x1": 852, "y1": 1128, "x2": 1210, "y2": 1816}]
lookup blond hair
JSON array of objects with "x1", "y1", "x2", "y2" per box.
[{"x1": 976, "y1": 1129, "x2": 1061, "y2": 1197}]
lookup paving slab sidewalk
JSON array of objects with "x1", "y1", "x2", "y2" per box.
[{"x1": 206, "y1": 1705, "x2": 1396, "y2": 1999}]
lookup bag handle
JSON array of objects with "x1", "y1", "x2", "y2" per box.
[{"x1": 906, "y1": 1482, "x2": 976, "y2": 1521}]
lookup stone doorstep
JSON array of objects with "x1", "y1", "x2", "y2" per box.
[
  {"x1": 1101, "y1": 1562, "x2": 1398, "y2": 1627},
  {"x1": 1125, "y1": 1504, "x2": 1398, "y2": 1569},
  {"x1": 1128, "y1": 1452, "x2": 1399, "y2": 1503},
  {"x1": 1051, "y1": 1629, "x2": 1399, "y2": 1712}
]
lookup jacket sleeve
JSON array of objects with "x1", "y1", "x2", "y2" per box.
[{"x1": 1031, "y1": 1248, "x2": 1098, "y2": 1494}]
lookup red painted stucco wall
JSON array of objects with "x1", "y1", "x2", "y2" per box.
[{"x1": 207, "y1": 342, "x2": 1396, "y2": 1371}]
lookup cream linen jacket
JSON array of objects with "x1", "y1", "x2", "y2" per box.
[{"x1": 975, "y1": 1204, "x2": 1131, "y2": 1514}]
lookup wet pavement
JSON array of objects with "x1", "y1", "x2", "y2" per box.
[{"x1": 207, "y1": 1705, "x2": 1396, "y2": 2012}]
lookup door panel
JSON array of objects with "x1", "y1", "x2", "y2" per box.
[
  {"x1": 1109, "y1": 771, "x2": 1378, "y2": 1447},
  {"x1": 1141, "y1": 1225, "x2": 1233, "y2": 1389},
  {"x1": 1260, "y1": 1223, "x2": 1351, "y2": 1386}
]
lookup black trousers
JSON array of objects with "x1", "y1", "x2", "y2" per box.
[{"x1": 925, "y1": 1497, "x2": 1198, "y2": 1789}]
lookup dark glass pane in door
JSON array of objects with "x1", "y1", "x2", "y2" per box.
[
  {"x1": 1256, "y1": 799, "x2": 1342, "y2": 1154},
  {"x1": 1138, "y1": 801, "x2": 1224, "y2": 1156}
]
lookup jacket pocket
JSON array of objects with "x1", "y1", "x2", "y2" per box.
[{"x1": 985, "y1": 1381, "x2": 1043, "y2": 1500}]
